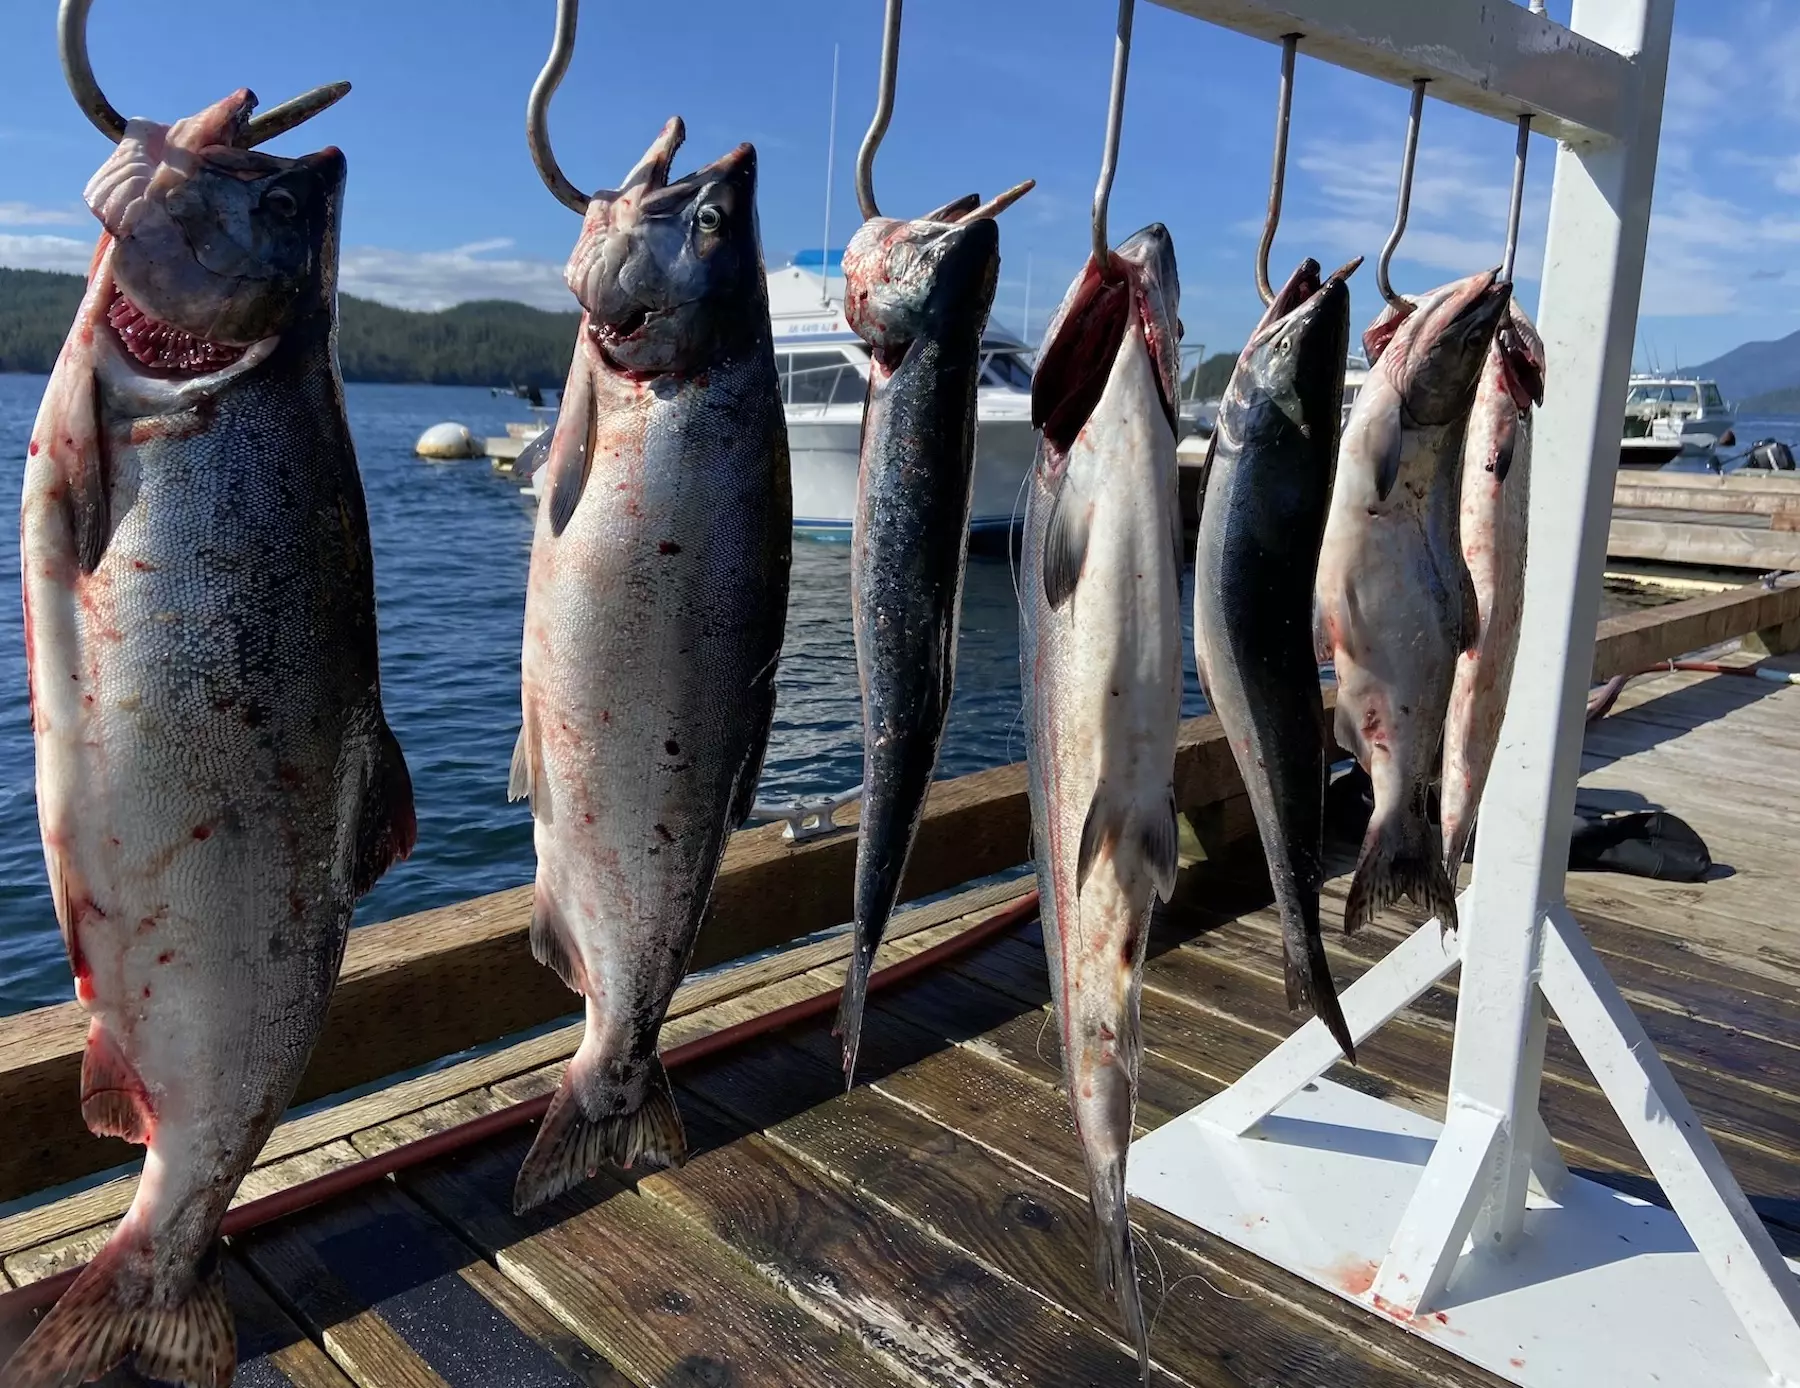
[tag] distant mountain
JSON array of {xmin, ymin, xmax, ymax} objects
[
  {"xmin": 1742, "ymin": 385, "xmax": 1800, "ymax": 415},
  {"xmin": 1685, "ymin": 328, "xmax": 1800, "ymax": 404},
  {"xmin": 0, "ymin": 267, "xmax": 579, "ymax": 388}
]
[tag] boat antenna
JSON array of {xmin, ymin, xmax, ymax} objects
[
  {"xmin": 1022, "ymin": 253, "xmax": 1034, "ymax": 346},
  {"xmin": 1255, "ymin": 33, "xmax": 1299, "ymax": 305},
  {"xmin": 528, "ymin": 0, "xmax": 593, "ymax": 212},
  {"xmin": 1376, "ymin": 77, "xmax": 1429, "ymax": 310},
  {"xmin": 821, "ymin": 43, "xmax": 840, "ymax": 305},
  {"xmin": 1091, "ymin": 0, "xmax": 1136, "ymax": 272},
  {"xmin": 59, "ymin": 0, "xmax": 347, "ymax": 145},
  {"xmin": 855, "ymin": 0, "xmax": 902, "ymax": 220}
]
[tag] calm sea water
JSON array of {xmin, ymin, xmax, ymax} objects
[{"xmin": 0, "ymin": 373, "xmax": 1209, "ymax": 1014}]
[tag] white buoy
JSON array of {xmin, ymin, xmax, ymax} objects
[{"xmin": 415, "ymin": 422, "xmax": 481, "ymax": 460}]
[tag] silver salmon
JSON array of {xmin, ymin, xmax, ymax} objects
[
  {"xmin": 1440, "ymin": 306, "xmax": 1546, "ymax": 871},
  {"xmin": 835, "ymin": 181, "xmax": 1030, "ymax": 1085},
  {"xmin": 1315, "ymin": 269, "xmax": 1512, "ymax": 934},
  {"xmin": 9, "ymin": 91, "xmax": 413, "ymax": 1388},
  {"xmin": 510, "ymin": 120, "xmax": 790, "ymax": 1211},
  {"xmin": 1194, "ymin": 257, "xmax": 1357, "ymax": 1060},
  {"xmin": 1022, "ymin": 226, "xmax": 1183, "ymax": 1379}
]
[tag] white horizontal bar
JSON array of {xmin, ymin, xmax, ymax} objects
[{"xmin": 1148, "ymin": 0, "xmax": 1638, "ymax": 144}]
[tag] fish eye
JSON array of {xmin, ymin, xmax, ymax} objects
[
  {"xmin": 266, "ymin": 187, "xmax": 299, "ymax": 218},
  {"xmin": 1277, "ymin": 335, "xmax": 1292, "ymax": 354},
  {"xmin": 696, "ymin": 204, "xmax": 724, "ymax": 233}
]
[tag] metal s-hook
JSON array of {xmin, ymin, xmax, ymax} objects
[
  {"xmin": 1376, "ymin": 77, "xmax": 1429, "ymax": 310},
  {"xmin": 855, "ymin": 0, "xmax": 903, "ymax": 221},
  {"xmin": 59, "ymin": 0, "xmax": 348, "ymax": 146},
  {"xmin": 1090, "ymin": 0, "xmax": 1136, "ymax": 268},
  {"xmin": 528, "ymin": 0, "xmax": 590, "ymax": 212},
  {"xmin": 1255, "ymin": 33, "xmax": 1299, "ymax": 306},
  {"xmin": 1500, "ymin": 114, "xmax": 1531, "ymax": 283}
]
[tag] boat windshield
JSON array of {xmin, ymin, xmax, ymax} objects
[
  {"xmin": 1627, "ymin": 383, "xmax": 1699, "ymax": 406},
  {"xmin": 979, "ymin": 351, "xmax": 1033, "ymax": 390},
  {"xmin": 777, "ymin": 350, "xmax": 867, "ymax": 406}
]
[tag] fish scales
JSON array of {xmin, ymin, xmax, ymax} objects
[
  {"xmin": 10, "ymin": 91, "xmax": 413, "ymax": 1388},
  {"xmin": 1441, "ymin": 306, "xmax": 1547, "ymax": 870},
  {"xmin": 511, "ymin": 120, "xmax": 790, "ymax": 1211},
  {"xmin": 1315, "ymin": 269, "xmax": 1513, "ymax": 935},
  {"xmin": 1193, "ymin": 257, "xmax": 1356, "ymax": 1060},
  {"xmin": 835, "ymin": 194, "xmax": 1014, "ymax": 1085},
  {"xmin": 1022, "ymin": 228, "xmax": 1183, "ymax": 1384}
]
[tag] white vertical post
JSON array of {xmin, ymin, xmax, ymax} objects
[{"xmin": 1368, "ymin": 0, "xmax": 1672, "ymax": 1313}]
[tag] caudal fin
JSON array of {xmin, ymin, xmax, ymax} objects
[
  {"xmin": 834, "ymin": 946, "xmax": 874, "ymax": 1092},
  {"xmin": 513, "ymin": 1057, "xmax": 687, "ymax": 1214},
  {"xmin": 1282, "ymin": 898, "xmax": 1355, "ymax": 1064},
  {"xmin": 1, "ymin": 1239, "xmax": 235, "ymax": 1388},
  {"xmin": 1344, "ymin": 798, "xmax": 1459, "ymax": 935},
  {"xmin": 1088, "ymin": 1155, "xmax": 1151, "ymax": 1384}
]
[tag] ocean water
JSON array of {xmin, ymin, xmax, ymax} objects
[{"xmin": 0, "ymin": 373, "xmax": 1207, "ymax": 1015}]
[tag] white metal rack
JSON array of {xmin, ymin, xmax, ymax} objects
[{"xmin": 1128, "ymin": 3, "xmax": 1800, "ymax": 1386}]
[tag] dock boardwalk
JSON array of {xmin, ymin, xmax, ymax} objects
[{"xmin": 4, "ymin": 595, "xmax": 1800, "ymax": 1383}]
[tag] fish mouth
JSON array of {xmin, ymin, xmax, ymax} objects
[
  {"xmin": 592, "ymin": 306, "xmax": 654, "ymax": 346},
  {"xmin": 106, "ymin": 288, "xmax": 252, "ymax": 377}
]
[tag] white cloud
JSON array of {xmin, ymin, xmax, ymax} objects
[
  {"xmin": 0, "ymin": 233, "xmax": 94, "ymax": 275},
  {"xmin": 0, "ymin": 202, "xmax": 86, "ymax": 228},
  {"xmin": 337, "ymin": 240, "xmax": 570, "ymax": 312}
]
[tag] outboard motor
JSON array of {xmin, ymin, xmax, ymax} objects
[{"xmin": 1748, "ymin": 438, "xmax": 1797, "ymax": 471}]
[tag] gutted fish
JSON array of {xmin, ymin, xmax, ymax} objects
[
  {"xmin": 510, "ymin": 119, "xmax": 790, "ymax": 1211},
  {"xmin": 1194, "ymin": 257, "xmax": 1358, "ymax": 1060},
  {"xmin": 1022, "ymin": 226, "xmax": 1183, "ymax": 1378},
  {"xmin": 9, "ymin": 90, "xmax": 413, "ymax": 1388},
  {"xmin": 1315, "ymin": 269, "xmax": 1512, "ymax": 934},
  {"xmin": 835, "ymin": 181, "xmax": 1030, "ymax": 1085},
  {"xmin": 1441, "ymin": 306, "xmax": 1546, "ymax": 871}
]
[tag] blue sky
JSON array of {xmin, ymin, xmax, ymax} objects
[{"xmin": 2, "ymin": 0, "xmax": 1797, "ymax": 366}]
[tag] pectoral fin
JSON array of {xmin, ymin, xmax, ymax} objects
[{"xmin": 1042, "ymin": 475, "xmax": 1091, "ymax": 610}]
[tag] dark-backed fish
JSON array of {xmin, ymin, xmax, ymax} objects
[
  {"xmin": 510, "ymin": 119, "xmax": 790, "ymax": 1210},
  {"xmin": 1315, "ymin": 269, "xmax": 1512, "ymax": 933},
  {"xmin": 1193, "ymin": 257, "xmax": 1357, "ymax": 1059},
  {"xmin": 9, "ymin": 90, "xmax": 413, "ymax": 1387},
  {"xmin": 1022, "ymin": 226, "xmax": 1183, "ymax": 1379},
  {"xmin": 834, "ymin": 181, "xmax": 1030, "ymax": 1085}
]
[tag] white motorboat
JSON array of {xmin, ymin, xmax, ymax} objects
[
  {"xmin": 1620, "ymin": 374, "xmax": 1736, "ymax": 469},
  {"xmin": 767, "ymin": 262, "xmax": 1038, "ymax": 544}
]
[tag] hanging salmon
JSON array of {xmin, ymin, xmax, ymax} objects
[
  {"xmin": 9, "ymin": 90, "xmax": 413, "ymax": 1388},
  {"xmin": 1022, "ymin": 225, "xmax": 1184, "ymax": 1375},
  {"xmin": 510, "ymin": 119, "xmax": 791, "ymax": 1210}
]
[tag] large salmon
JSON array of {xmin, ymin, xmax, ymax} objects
[
  {"xmin": 510, "ymin": 120, "xmax": 790, "ymax": 1211},
  {"xmin": 1022, "ymin": 226, "xmax": 1183, "ymax": 1379},
  {"xmin": 1193, "ymin": 257, "xmax": 1357, "ymax": 1060},
  {"xmin": 9, "ymin": 91, "xmax": 413, "ymax": 1387},
  {"xmin": 834, "ymin": 183, "xmax": 1028, "ymax": 1085},
  {"xmin": 1440, "ymin": 306, "xmax": 1546, "ymax": 871},
  {"xmin": 1315, "ymin": 269, "xmax": 1511, "ymax": 934}
]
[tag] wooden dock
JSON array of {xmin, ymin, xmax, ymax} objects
[
  {"xmin": 2, "ymin": 586, "xmax": 1799, "ymax": 1386},
  {"xmin": 1609, "ymin": 470, "xmax": 1800, "ymax": 571}
]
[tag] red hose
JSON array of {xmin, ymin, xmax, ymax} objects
[{"xmin": 0, "ymin": 889, "xmax": 1040, "ymax": 1321}]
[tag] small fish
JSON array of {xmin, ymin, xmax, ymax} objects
[
  {"xmin": 9, "ymin": 91, "xmax": 413, "ymax": 1387},
  {"xmin": 835, "ymin": 180, "xmax": 1031, "ymax": 1085},
  {"xmin": 510, "ymin": 120, "xmax": 790, "ymax": 1211},
  {"xmin": 1315, "ymin": 269, "xmax": 1513, "ymax": 934},
  {"xmin": 1194, "ymin": 257, "xmax": 1358, "ymax": 1060},
  {"xmin": 1441, "ymin": 306, "xmax": 1546, "ymax": 871},
  {"xmin": 1022, "ymin": 226, "xmax": 1184, "ymax": 1380}
]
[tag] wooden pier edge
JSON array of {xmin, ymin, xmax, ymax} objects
[{"xmin": 0, "ymin": 575, "xmax": 1796, "ymax": 1202}]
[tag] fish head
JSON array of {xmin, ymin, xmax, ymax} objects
[
  {"xmin": 1031, "ymin": 224, "xmax": 1181, "ymax": 453},
  {"xmin": 565, "ymin": 118, "xmax": 764, "ymax": 376},
  {"xmin": 842, "ymin": 213, "xmax": 1000, "ymax": 367},
  {"xmin": 85, "ymin": 88, "xmax": 345, "ymax": 359},
  {"xmin": 1239, "ymin": 256, "xmax": 1356, "ymax": 429},
  {"xmin": 1495, "ymin": 303, "xmax": 1546, "ymax": 410},
  {"xmin": 1379, "ymin": 269, "xmax": 1513, "ymax": 426}
]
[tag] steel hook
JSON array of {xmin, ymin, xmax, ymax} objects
[
  {"xmin": 1500, "ymin": 114, "xmax": 1531, "ymax": 284},
  {"xmin": 1090, "ymin": 0, "xmax": 1136, "ymax": 269},
  {"xmin": 855, "ymin": 0, "xmax": 903, "ymax": 221},
  {"xmin": 59, "ymin": 0, "xmax": 348, "ymax": 146},
  {"xmin": 1376, "ymin": 77, "xmax": 1429, "ymax": 310},
  {"xmin": 528, "ymin": 0, "xmax": 591, "ymax": 212},
  {"xmin": 1254, "ymin": 34, "xmax": 1299, "ymax": 306}
]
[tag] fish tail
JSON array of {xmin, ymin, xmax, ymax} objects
[
  {"xmin": 833, "ymin": 945, "xmax": 874, "ymax": 1092},
  {"xmin": 1087, "ymin": 1153, "xmax": 1151, "ymax": 1381},
  {"xmin": 1442, "ymin": 813, "xmax": 1475, "ymax": 880},
  {"xmin": 1344, "ymin": 795, "xmax": 1459, "ymax": 935},
  {"xmin": 513, "ymin": 1056, "xmax": 687, "ymax": 1214},
  {"xmin": 1282, "ymin": 896, "xmax": 1355, "ymax": 1064},
  {"xmin": 1, "ymin": 1236, "xmax": 234, "ymax": 1388},
  {"xmin": 838, "ymin": 823, "xmax": 903, "ymax": 1089}
]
